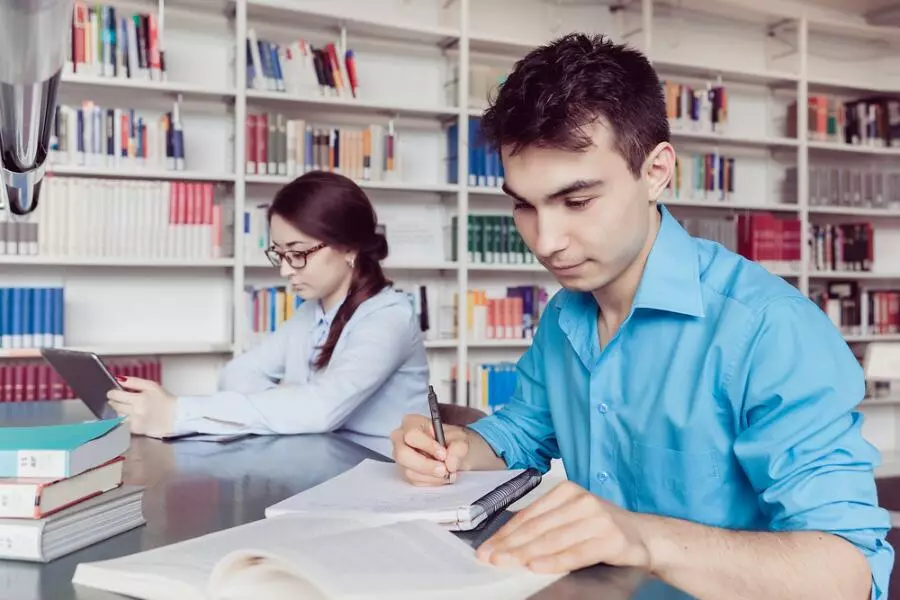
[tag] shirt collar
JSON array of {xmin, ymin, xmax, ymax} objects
[
  {"xmin": 631, "ymin": 203, "xmax": 705, "ymax": 318},
  {"xmin": 315, "ymin": 296, "xmax": 345, "ymax": 328},
  {"xmin": 556, "ymin": 203, "xmax": 705, "ymax": 325}
]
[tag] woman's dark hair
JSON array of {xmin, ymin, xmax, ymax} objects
[{"xmin": 267, "ymin": 171, "xmax": 391, "ymax": 370}]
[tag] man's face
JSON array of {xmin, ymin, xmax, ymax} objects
[{"xmin": 502, "ymin": 122, "xmax": 657, "ymax": 293}]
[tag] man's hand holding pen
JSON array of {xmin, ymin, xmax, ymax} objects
[{"xmin": 390, "ymin": 414, "xmax": 470, "ymax": 485}]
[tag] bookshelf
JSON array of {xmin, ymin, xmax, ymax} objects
[{"xmin": 4, "ymin": 0, "xmax": 900, "ymax": 449}]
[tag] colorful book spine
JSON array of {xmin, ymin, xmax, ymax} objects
[
  {"xmin": 446, "ymin": 118, "xmax": 503, "ymax": 188},
  {"xmin": 662, "ymin": 78, "xmax": 728, "ymax": 134},
  {"xmin": 246, "ymin": 33, "xmax": 358, "ymax": 99},
  {"xmin": 49, "ymin": 98, "xmax": 185, "ymax": 171},
  {"xmin": 0, "ymin": 178, "xmax": 232, "ymax": 260},
  {"xmin": 664, "ymin": 153, "xmax": 735, "ymax": 201},
  {"xmin": 245, "ymin": 114, "xmax": 398, "ymax": 182},
  {"xmin": 0, "ymin": 288, "xmax": 65, "ymax": 350},
  {"xmin": 449, "ymin": 362, "xmax": 518, "ymax": 414},
  {"xmin": 67, "ymin": 1, "xmax": 165, "ymax": 81},
  {"xmin": 788, "ymin": 95, "xmax": 900, "ymax": 148},
  {"xmin": 244, "ymin": 285, "xmax": 306, "ymax": 347},
  {"xmin": 809, "ymin": 222, "xmax": 874, "ymax": 273},
  {"xmin": 0, "ymin": 357, "xmax": 161, "ymax": 402},
  {"xmin": 465, "ymin": 286, "xmax": 548, "ymax": 341},
  {"xmin": 450, "ymin": 215, "xmax": 534, "ymax": 264}
]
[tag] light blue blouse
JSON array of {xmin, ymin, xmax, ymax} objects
[{"xmin": 174, "ymin": 286, "xmax": 430, "ymax": 437}]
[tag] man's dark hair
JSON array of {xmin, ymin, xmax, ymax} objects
[{"xmin": 480, "ymin": 33, "xmax": 670, "ymax": 178}]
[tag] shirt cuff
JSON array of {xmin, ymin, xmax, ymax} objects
[{"xmin": 468, "ymin": 414, "xmax": 546, "ymax": 472}]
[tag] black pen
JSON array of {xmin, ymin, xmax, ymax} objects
[{"xmin": 427, "ymin": 385, "xmax": 447, "ymax": 448}]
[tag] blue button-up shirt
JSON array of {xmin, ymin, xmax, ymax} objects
[
  {"xmin": 175, "ymin": 286, "xmax": 430, "ymax": 437},
  {"xmin": 469, "ymin": 204, "xmax": 893, "ymax": 598}
]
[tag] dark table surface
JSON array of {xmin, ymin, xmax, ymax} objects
[{"xmin": 0, "ymin": 400, "xmax": 693, "ymax": 600}]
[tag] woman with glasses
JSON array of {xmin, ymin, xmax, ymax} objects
[{"xmin": 106, "ymin": 171, "xmax": 430, "ymax": 438}]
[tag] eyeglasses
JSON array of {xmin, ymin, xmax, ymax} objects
[{"xmin": 264, "ymin": 242, "xmax": 327, "ymax": 269}]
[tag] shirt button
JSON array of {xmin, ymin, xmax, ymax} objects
[
  {"xmin": 597, "ymin": 403, "xmax": 608, "ymax": 415},
  {"xmin": 597, "ymin": 471, "xmax": 609, "ymax": 483}
]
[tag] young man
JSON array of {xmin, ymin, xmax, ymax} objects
[{"xmin": 390, "ymin": 33, "xmax": 893, "ymax": 599}]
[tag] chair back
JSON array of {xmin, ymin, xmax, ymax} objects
[{"xmin": 438, "ymin": 402, "xmax": 487, "ymax": 427}]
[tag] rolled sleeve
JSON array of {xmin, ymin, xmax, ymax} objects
[
  {"xmin": 729, "ymin": 296, "xmax": 894, "ymax": 599},
  {"xmin": 468, "ymin": 330, "xmax": 559, "ymax": 473}
]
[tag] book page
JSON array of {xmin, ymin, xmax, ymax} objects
[
  {"xmin": 265, "ymin": 459, "xmax": 525, "ymax": 520},
  {"xmin": 213, "ymin": 519, "xmax": 563, "ymax": 600},
  {"xmin": 71, "ymin": 516, "xmax": 377, "ymax": 600}
]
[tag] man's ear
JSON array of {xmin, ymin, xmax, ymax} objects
[{"xmin": 643, "ymin": 142, "xmax": 676, "ymax": 202}]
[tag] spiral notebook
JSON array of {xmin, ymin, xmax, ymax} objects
[{"xmin": 265, "ymin": 459, "xmax": 542, "ymax": 531}]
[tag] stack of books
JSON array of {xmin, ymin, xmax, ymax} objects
[{"xmin": 0, "ymin": 417, "xmax": 144, "ymax": 562}]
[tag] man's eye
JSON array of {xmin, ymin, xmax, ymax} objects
[
  {"xmin": 513, "ymin": 202, "xmax": 532, "ymax": 211},
  {"xmin": 565, "ymin": 198, "xmax": 593, "ymax": 209}
]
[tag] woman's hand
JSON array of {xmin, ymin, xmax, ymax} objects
[{"xmin": 107, "ymin": 376, "xmax": 177, "ymax": 438}]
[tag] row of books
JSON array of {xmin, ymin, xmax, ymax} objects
[
  {"xmin": 662, "ymin": 78, "xmax": 728, "ymax": 134},
  {"xmin": 666, "ymin": 153, "xmax": 736, "ymax": 201},
  {"xmin": 49, "ymin": 100, "xmax": 186, "ymax": 171},
  {"xmin": 792, "ymin": 165, "xmax": 900, "ymax": 210},
  {"xmin": 0, "ymin": 357, "xmax": 161, "ymax": 402},
  {"xmin": 788, "ymin": 95, "xmax": 900, "ymax": 148},
  {"xmin": 448, "ymin": 362, "xmax": 518, "ymax": 415},
  {"xmin": 464, "ymin": 287, "xmax": 549, "ymax": 341},
  {"xmin": 1, "ymin": 179, "xmax": 232, "ymax": 260},
  {"xmin": 447, "ymin": 119, "xmax": 504, "ymax": 189},
  {"xmin": 246, "ymin": 32, "xmax": 358, "ymax": 99},
  {"xmin": 0, "ymin": 288, "xmax": 65, "ymax": 351},
  {"xmin": 0, "ymin": 418, "xmax": 144, "ymax": 563},
  {"xmin": 244, "ymin": 286, "xmax": 306, "ymax": 346},
  {"xmin": 678, "ymin": 213, "xmax": 803, "ymax": 273},
  {"xmin": 66, "ymin": 1, "xmax": 165, "ymax": 81},
  {"xmin": 809, "ymin": 223, "xmax": 874, "ymax": 273},
  {"xmin": 810, "ymin": 281, "xmax": 900, "ymax": 336},
  {"xmin": 244, "ymin": 284, "xmax": 434, "ymax": 345},
  {"xmin": 245, "ymin": 114, "xmax": 399, "ymax": 181},
  {"xmin": 450, "ymin": 215, "xmax": 536, "ymax": 265}
]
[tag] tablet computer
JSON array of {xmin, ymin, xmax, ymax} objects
[
  {"xmin": 40, "ymin": 348, "xmax": 254, "ymax": 444},
  {"xmin": 40, "ymin": 348, "xmax": 122, "ymax": 419}
]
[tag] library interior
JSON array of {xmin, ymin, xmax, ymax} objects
[{"xmin": 6, "ymin": 0, "xmax": 900, "ymax": 598}]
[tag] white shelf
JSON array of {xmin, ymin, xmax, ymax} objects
[
  {"xmin": 244, "ymin": 0, "xmax": 460, "ymax": 46},
  {"xmin": 0, "ymin": 256, "xmax": 234, "ymax": 267},
  {"xmin": 845, "ymin": 334, "xmax": 900, "ymax": 343},
  {"xmin": 0, "ymin": 342, "xmax": 234, "ymax": 359},
  {"xmin": 468, "ymin": 32, "xmax": 542, "ymax": 56},
  {"xmin": 664, "ymin": 199, "xmax": 799, "ymax": 213},
  {"xmin": 49, "ymin": 165, "xmax": 236, "ymax": 182},
  {"xmin": 808, "ymin": 206, "xmax": 900, "ymax": 218},
  {"xmin": 61, "ymin": 74, "xmax": 236, "ymax": 100},
  {"xmin": 245, "ymin": 175, "xmax": 459, "ymax": 193},
  {"xmin": 651, "ymin": 59, "xmax": 799, "ymax": 86},
  {"xmin": 468, "ymin": 338, "xmax": 532, "ymax": 348},
  {"xmin": 671, "ymin": 129, "xmax": 799, "ymax": 148},
  {"xmin": 807, "ymin": 141, "xmax": 900, "ymax": 156},
  {"xmin": 469, "ymin": 263, "xmax": 544, "ymax": 273},
  {"xmin": 810, "ymin": 271, "xmax": 900, "ymax": 280},
  {"xmin": 245, "ymin": 89, "xmax": 458, "ymax": 119}
]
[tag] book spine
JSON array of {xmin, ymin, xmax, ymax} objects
[
  {"xmin": 0, "ymin": 483, "xmax": 41, "ymax": 519},
  {"xmin": 0, "ymin": 522, "xmax": 41, "ymax": 561}
]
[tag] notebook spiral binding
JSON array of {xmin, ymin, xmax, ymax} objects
[{"xmin": 471, "ymin": 468, "xmax": 543, "ymax": 517}]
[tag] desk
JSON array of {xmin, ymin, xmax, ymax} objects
[{"xmin": 0, "ymin": 400, "xmax": 692, "ymax": 600}]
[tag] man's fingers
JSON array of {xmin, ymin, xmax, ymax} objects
[
  {"xmin": 526, "ymin": 537, "xmax": 609, "ymax": 574},
  {"xmin": 490, "ymin": 515, "xmax": 602, "ymax": 568},
  {"xmin": 402, "ymin": 467, "xmax": 455, "ymax": 487},
  {"xmin": 394, "ymin": 438, "xmax": 449, "ymax": 478},
  {"xmin": 479, "ymin": 482, "xmax": 585, "ymax": 556},
  {"xmin": 443, "ymin": 438, "xmax": 469, "ymax": 473},
  {"xmin": 480, "ymin": 500, "xmax": 585, "ymax": 560},
  {"xmin": 403, "ymin": 426, "xmax": 447, "ymax": 461}
]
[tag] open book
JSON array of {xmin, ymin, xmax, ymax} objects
[
  {"xmin": 265, "ymin": 459, "xmax": 542, "ymax": 531},
  {"xmin": 72, "ymin": 514, "xmax": 565, "ymax": 600}
]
